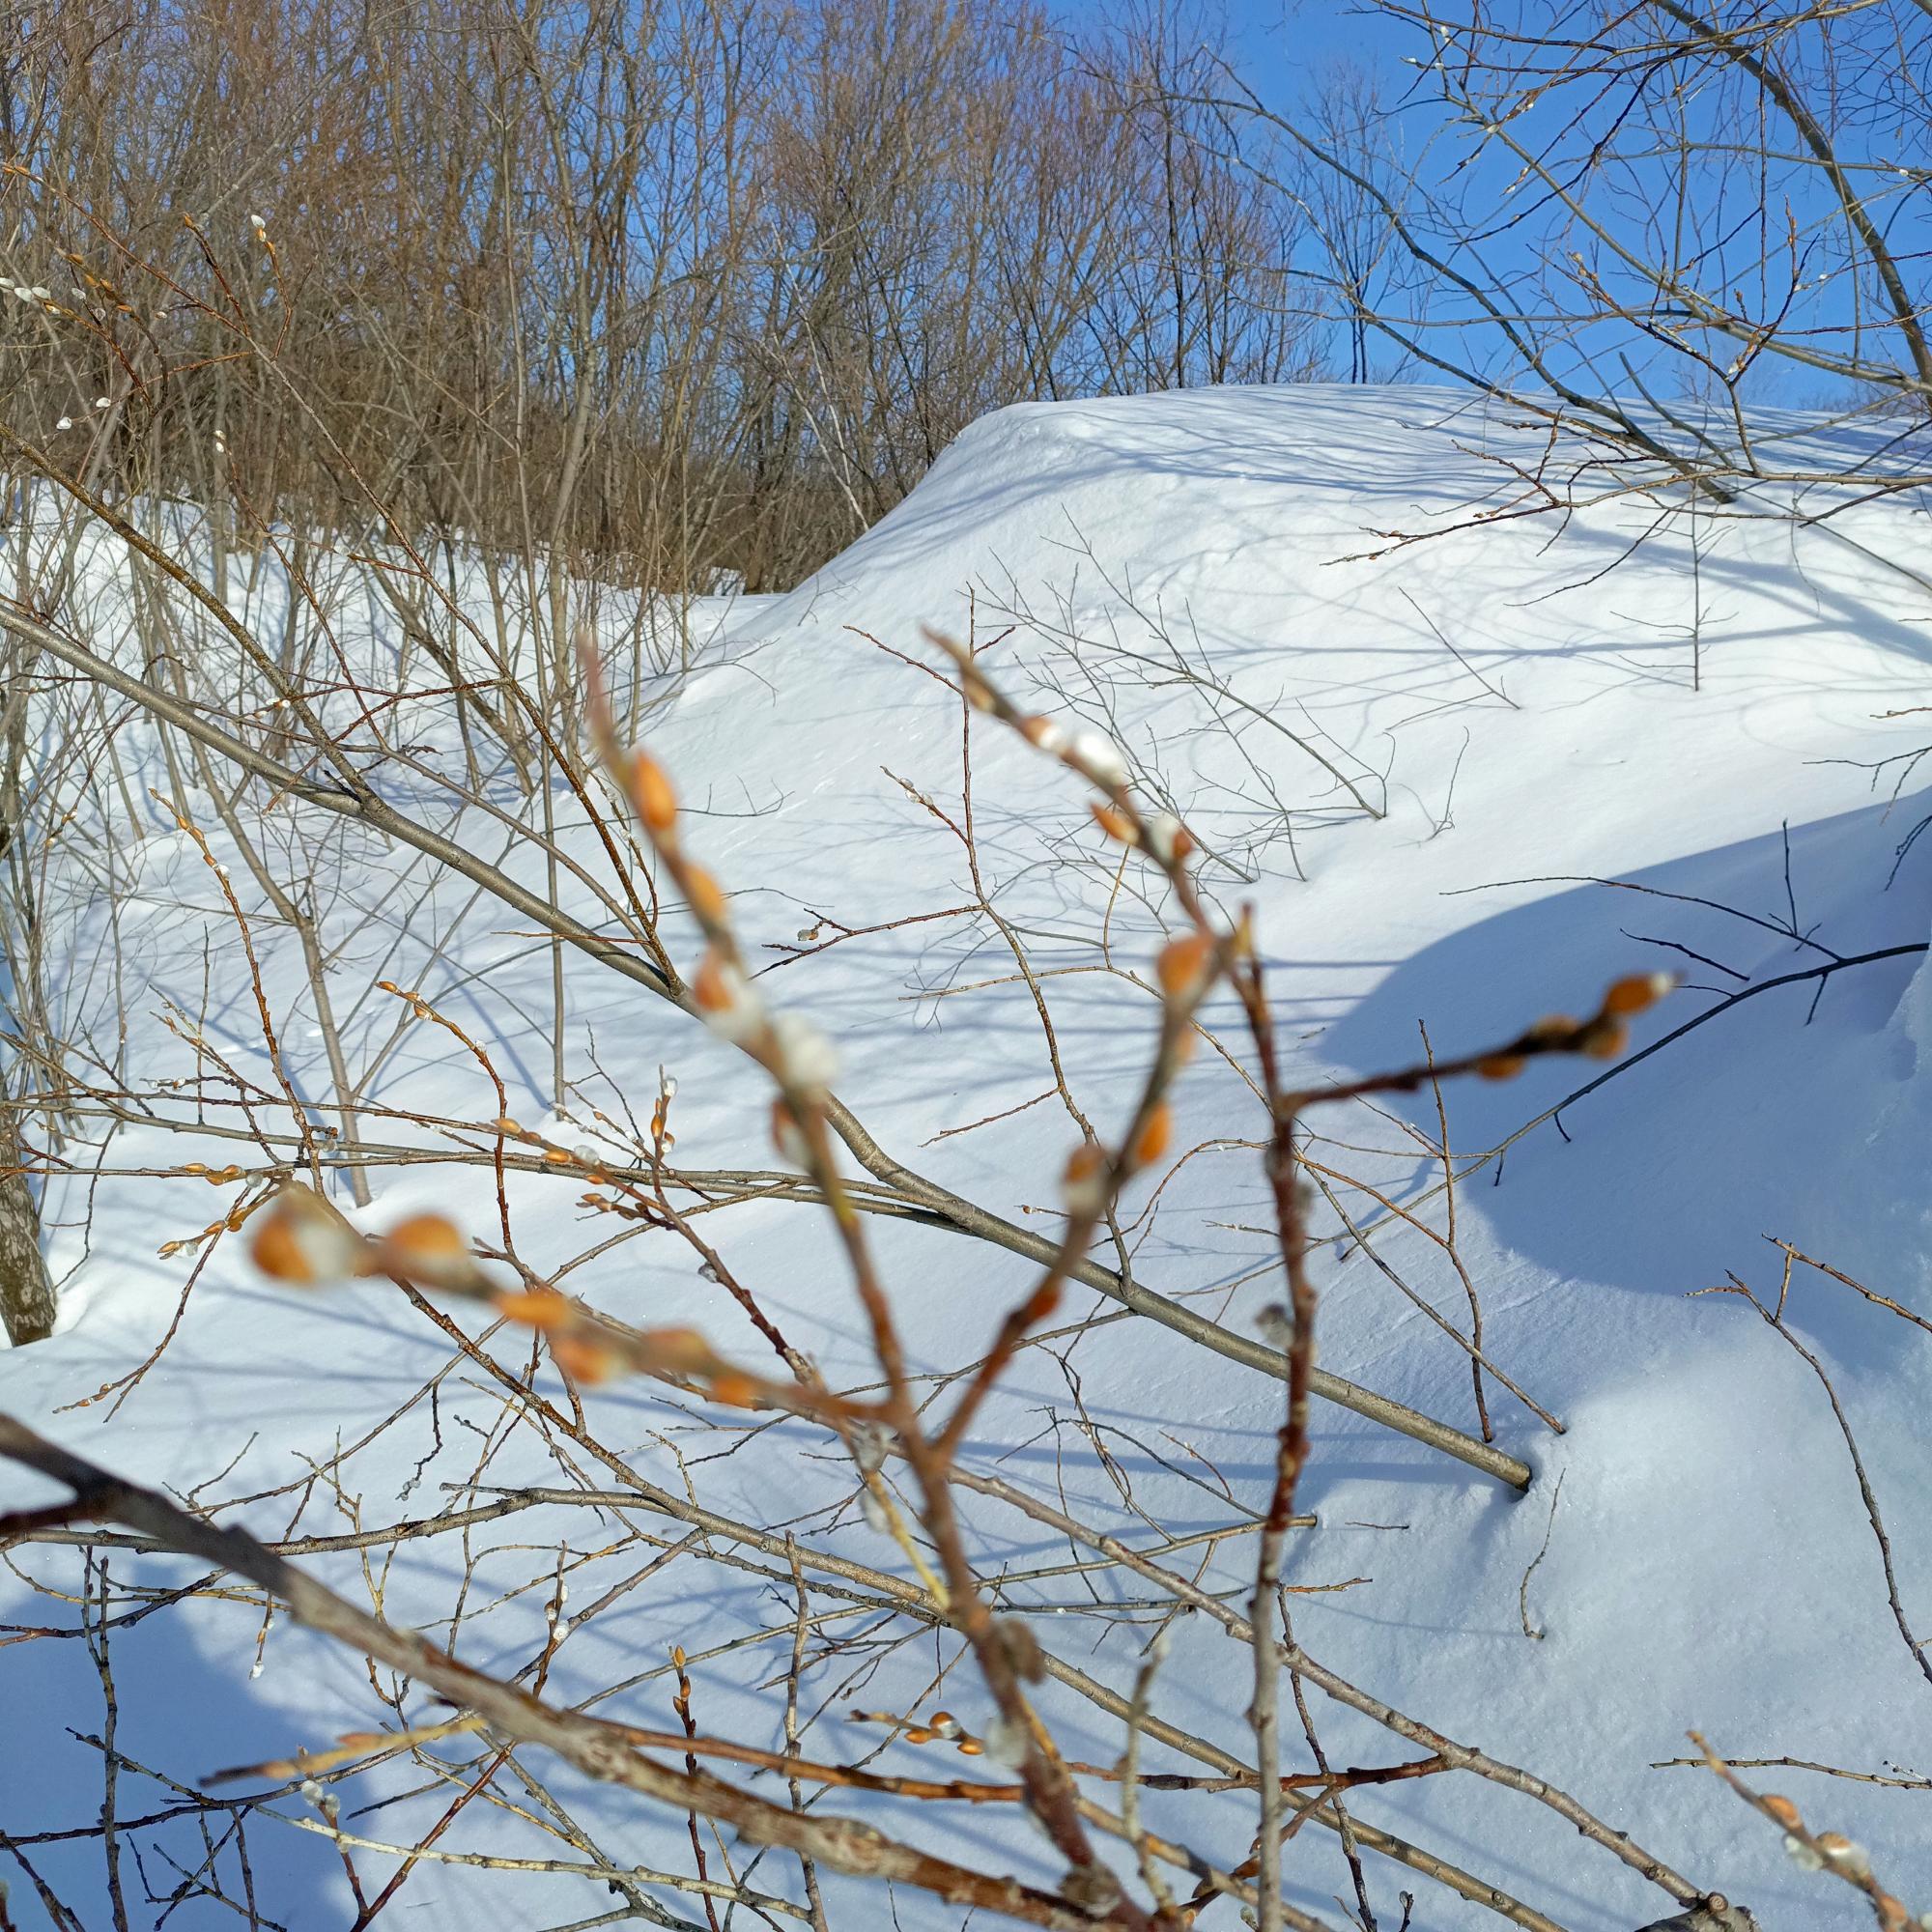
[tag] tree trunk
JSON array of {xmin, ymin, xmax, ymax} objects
[{"xmin": 0, "ymin": 1121, "xmax": 53, "ymax": 1344}]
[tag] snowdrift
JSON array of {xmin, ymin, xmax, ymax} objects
[{"xmin": 4, "ymin": 385, "xmax": 1930, "ymax": 1930}]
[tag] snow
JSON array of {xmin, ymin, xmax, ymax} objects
[{"xmin": 4, "ymin": 384, "xmax": 1931, "ymax": 1928}]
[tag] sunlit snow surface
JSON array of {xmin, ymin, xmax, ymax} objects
[{"xmin": 5, "ymin": 386, "xmax": 1930, "ymax": 1929}]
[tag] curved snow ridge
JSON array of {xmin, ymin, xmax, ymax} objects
[{"xmin": 743, "ymin": 385, "xmax": 1523, "ymax": 636}]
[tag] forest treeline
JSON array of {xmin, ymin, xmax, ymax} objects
[
  {"xmin": 0, "ymin": 0, "xmax": 1331, "ymax": 593},
  {"xmin": 4, "ymin": 0, "xmax": 1927, "ymax": 605}
]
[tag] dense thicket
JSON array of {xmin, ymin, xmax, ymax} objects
[{"xmin": 0, "ymin": 0, "xmax": 1323, "ymax": 593}]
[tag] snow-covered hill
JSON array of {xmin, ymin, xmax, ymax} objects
[{"xmin": 4, "ymin": 385, "xmax": 1930, "ymax": 1930}]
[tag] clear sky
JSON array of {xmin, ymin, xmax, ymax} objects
[
  {"xmin": 1050, "ymin": 0, "xmax": 1918, "ymax": 410},
  {"xmin": 1222, "ymin": 0, "xmax": 1409, "ymax": 79},
  {"xmin": 1057, "ymin": 0, "xmax": 1419, "ymax": 103}
]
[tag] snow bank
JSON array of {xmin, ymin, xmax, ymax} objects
[{"xmin": 4, "ymin": 385, "xmax": 1930, "ymax": 1929}]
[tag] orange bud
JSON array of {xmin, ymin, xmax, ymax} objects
[
  {"xmin": 1130, "ymin": 1102, "xmax": 1172, "ymax": 1167},
  {"xmin": 549, "ymin": 1330, "xmax": 618, "ymax": 1383},
  {"xmin": 381, "ymin": 1212, "xmax": 478, "ymax": 1287},
  {"xmin": 1604, "ymin": 971, "xmax": 1673, "ymax": 1016},
  {"xmin": 685, "ymin": 864, "xmax": 726, "ymax": 923},
  {"xmin": 250, "ymin": 1187, "xmax": 363, "ymax": 1285},
  {"xmin": 771, "ymin": 1097, "xmax": 810, "ymax": 1166},
  {"xmin": 955, "ymin": 1738, "xmax": 984, "ymax": 1756},
  {"xmin": 384, "ymin": 1214, "xmax": 465, "ymax": 1257},
  {"xmin": 929, "ymin": 1710, "xmax": 956, "ymax": 1731},
  {"xmin": 544, "ymin": 1147, "xmax": 573, "ymax": 1164},
  {"xmin": 497, "ymin": 1288, "xmax": 571, "ymax": 1329},
  {"xmin": 708, "ymin": 1371, "xmax": 757, "ymax": 1407},
  {"xmin": 249, "ymin": 1221, "xmax": 313, "ymax": 1283},
  {"xmin": 1762, "ymin": 1794, "xmax": 1802, "ymax": 1828},
  {"xmin": 639, "ymin": 1326, "xmax": 718, "ymax": 1376},
  {"xmin": 1090, "ymin": 801, "xmax": 1137, "ymax": 844},
  {"xmin": 904, "ymin": 1727, "xmax": 934, "ymax": 1745},
  {"xmin": 1063, "ymin": 1141, "xmax": 1106, "ymax": 1213},
  {"xmin": 1476, "ymin": 1053, "xmax": 1526, "ymax": 1081},
  {"xmin": 1156, "ymin": 931, "xmax": 1214, "ymax": 997},
  {"xmin": 693, "ymin": 948, "xmax": 765, "ymax": 1041},
  {"xmin": 693, "ymin": 949, "xmax": 732, "ymax": 1010},
  {"xmin": 1581, "ymin": 1020, "xmax": 1628, "ymax": 1061},
  {"xmin": 629, "ymin": 749, "xmax": 678, "ymax": 836},
  {"xmin": 1145, "ymin": 812, "xmax": 1194, "ymax": 865}
]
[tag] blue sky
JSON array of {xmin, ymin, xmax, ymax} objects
[
  {"xmin": 1051, "ymin": 0, "xmax": 1932, "ymax": 412},
  {"xmin": 1058, "ymin": 0, "xmax": 1417, "ymax": 99},
  {"xmin": 1220, "ymin": 0, "xmax": 1408, "ymax": 75}
]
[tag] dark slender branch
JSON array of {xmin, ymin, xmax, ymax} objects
[
  {"xmin": 1546, "ymin": 945, "xmax": 1927, "ymax": 1132},
  {"xmin": 0, "ymin": 1413, "xmax": 1140, "ymax": 1932},
  {"xmin": 11, "ymin": 598, "xmax": 1524, "ymax": 1489}
]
